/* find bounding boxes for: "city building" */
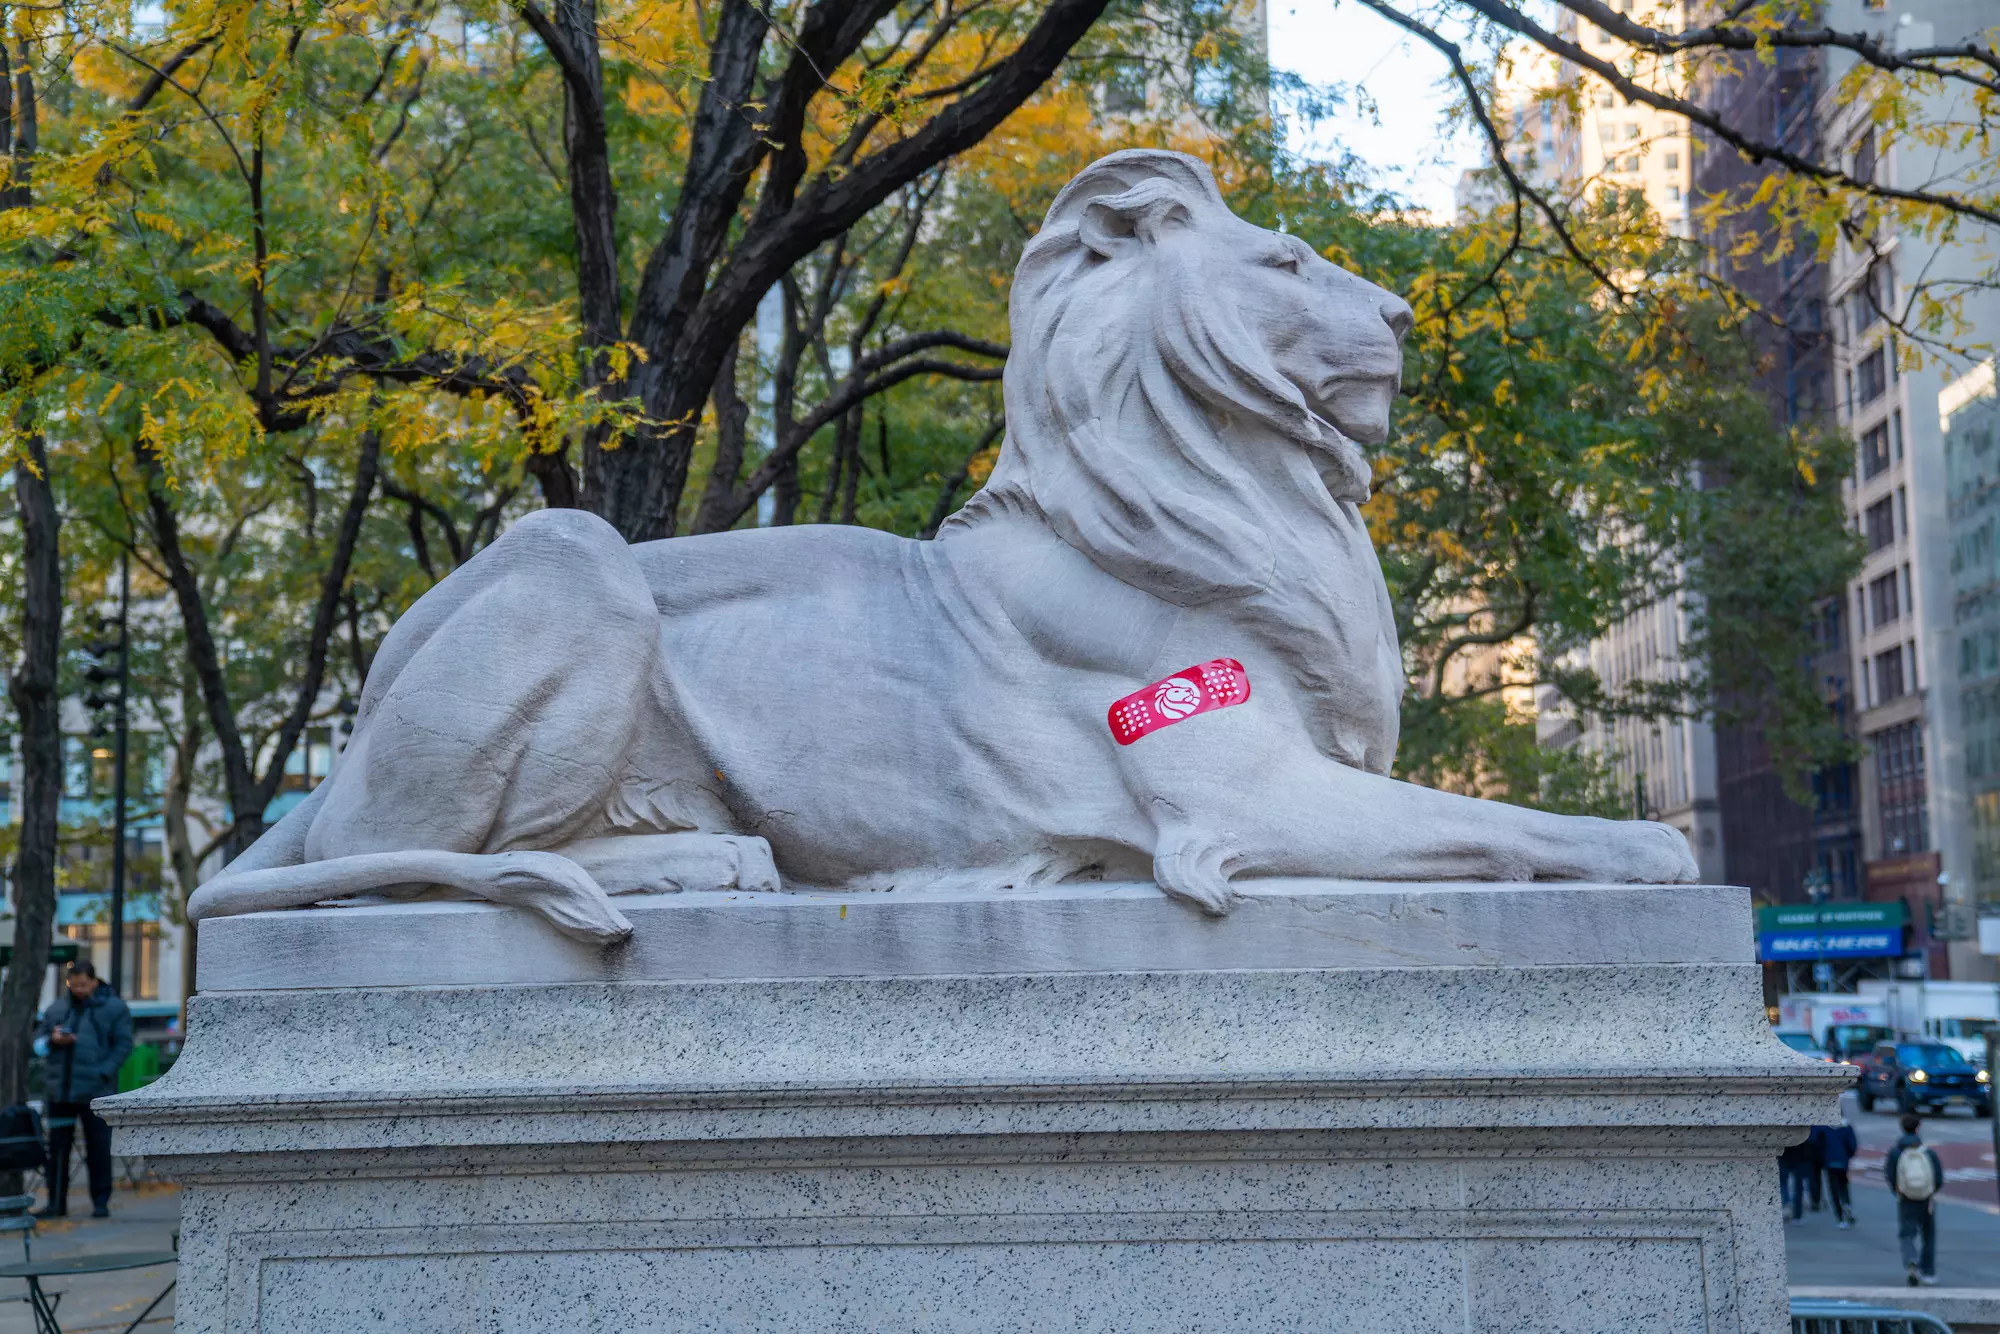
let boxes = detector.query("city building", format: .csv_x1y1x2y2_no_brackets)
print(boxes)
1685,13,1869,945
1535,600,1730,884
1818,0,2000,981
1558,6,1693,236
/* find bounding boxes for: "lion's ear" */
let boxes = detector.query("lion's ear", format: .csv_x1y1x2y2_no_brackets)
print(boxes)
1077,183,1195,260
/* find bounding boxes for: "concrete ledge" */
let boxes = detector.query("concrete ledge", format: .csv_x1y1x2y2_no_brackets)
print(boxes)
195,878,1752,991
1793,1287,2000,1332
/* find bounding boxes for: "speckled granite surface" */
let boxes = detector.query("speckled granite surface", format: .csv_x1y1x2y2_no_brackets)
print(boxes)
102,882,1842,1333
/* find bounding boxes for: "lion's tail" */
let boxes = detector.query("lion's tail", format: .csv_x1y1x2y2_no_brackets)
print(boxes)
188,849,632,944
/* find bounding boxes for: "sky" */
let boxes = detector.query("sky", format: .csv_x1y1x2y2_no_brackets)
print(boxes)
1265,0,1486,219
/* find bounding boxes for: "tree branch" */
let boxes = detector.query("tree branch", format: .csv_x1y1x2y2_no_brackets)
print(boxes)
1463,0,2000,229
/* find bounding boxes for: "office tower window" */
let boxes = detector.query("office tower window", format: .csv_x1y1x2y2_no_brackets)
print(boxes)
1876,647,1907,702
1869,572,1901,626
1865,496,1896,551
1875,720,1929,853
1858,348,1887,404
1861,422,1890,479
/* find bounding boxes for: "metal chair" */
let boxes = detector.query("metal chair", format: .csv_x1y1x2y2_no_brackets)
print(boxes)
0,1194,40,1329
1792,1297,1955,1333
0,1194,34,1261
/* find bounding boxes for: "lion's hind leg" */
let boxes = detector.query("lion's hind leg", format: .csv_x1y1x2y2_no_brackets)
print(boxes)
559,833,781,895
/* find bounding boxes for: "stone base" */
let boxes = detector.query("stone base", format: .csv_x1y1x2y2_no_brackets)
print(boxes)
103,881,1842,1333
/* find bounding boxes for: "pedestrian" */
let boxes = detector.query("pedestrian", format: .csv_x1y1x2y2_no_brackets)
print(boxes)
1805,1123,1827,1212
34,960,133,1219
1886,1111,1944,1286
1779,1134,1812,1224
1821,1117,1859,1227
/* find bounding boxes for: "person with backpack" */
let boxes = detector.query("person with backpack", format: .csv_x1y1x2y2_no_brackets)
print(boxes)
1886,1112,1945,1285
1821,1117,1860,1228
34,960,132,1218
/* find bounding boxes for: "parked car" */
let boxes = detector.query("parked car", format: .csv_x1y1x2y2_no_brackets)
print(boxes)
1856,1040,1993,1116
1777,1032,1836,1062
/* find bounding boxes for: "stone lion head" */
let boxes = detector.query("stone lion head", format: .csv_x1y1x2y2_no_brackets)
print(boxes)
959,149,1414,614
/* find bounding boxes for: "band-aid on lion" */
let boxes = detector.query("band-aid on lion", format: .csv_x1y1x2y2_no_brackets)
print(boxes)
191,150,1697,944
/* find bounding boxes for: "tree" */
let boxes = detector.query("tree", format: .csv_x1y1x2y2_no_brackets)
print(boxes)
1348,0,1999,346
2,13,66,1118
1235,160,1861,808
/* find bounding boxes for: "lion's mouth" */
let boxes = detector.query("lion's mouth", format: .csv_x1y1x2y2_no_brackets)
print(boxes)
1308,373,1397,447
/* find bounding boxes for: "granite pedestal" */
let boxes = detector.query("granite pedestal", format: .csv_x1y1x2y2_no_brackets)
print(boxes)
102,880,1842,1332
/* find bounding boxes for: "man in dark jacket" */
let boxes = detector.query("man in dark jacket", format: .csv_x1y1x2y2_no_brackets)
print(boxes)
35,961,133,1218
1820,1118,1860,1227
1886,1112,1945,1285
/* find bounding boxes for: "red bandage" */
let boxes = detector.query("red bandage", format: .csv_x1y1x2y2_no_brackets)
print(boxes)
1107,658,1251,745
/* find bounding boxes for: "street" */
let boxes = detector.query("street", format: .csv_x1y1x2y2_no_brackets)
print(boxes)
1786,1090,2000,1288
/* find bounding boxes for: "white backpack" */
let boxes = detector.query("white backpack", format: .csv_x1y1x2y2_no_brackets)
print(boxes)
1897,1145,1939,1201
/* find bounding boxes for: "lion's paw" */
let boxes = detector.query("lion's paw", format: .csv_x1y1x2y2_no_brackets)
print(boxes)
726,835,782,893
1154,830,1245,916
1624,821,1699,885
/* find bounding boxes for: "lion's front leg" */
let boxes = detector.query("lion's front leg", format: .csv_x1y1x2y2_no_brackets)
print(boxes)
1129,733,1699,911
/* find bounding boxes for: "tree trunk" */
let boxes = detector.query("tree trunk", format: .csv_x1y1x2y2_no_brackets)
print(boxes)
2,433,61,1110
837,406,863,523
692,343,750,534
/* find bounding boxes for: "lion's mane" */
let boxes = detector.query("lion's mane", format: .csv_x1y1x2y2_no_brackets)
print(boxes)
946,150,1403,772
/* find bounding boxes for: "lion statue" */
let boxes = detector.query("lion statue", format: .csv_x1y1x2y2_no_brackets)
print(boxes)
189,150,1697,943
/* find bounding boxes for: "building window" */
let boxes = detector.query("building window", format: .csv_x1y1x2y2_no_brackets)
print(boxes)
1875,720,1929,854
1624,123,1641,141
1622,155,1639,172
1598,92,1615,109
59,920,161,1002
1861,422,1891,479
1852,268,1887,333
1664,151,1679,170
1666,184,1682,202
1876,646,1907,702
1858,348,1888,404
1892,410,1904,461
1865,496,1896,551
1869,572,1901,627
1855,128,1878,183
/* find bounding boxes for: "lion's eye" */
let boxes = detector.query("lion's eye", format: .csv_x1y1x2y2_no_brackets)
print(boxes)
1266,249,1303,275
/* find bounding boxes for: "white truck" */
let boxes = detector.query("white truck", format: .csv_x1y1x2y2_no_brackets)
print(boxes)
1857,980,2000,1061
1776,993,1891,1060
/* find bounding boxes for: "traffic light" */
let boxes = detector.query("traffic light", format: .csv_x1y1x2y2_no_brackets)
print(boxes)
82,616,123,741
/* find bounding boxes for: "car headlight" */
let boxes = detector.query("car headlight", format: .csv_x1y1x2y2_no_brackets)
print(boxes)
1910,1069,1929,1083
1980,1070,1991,1084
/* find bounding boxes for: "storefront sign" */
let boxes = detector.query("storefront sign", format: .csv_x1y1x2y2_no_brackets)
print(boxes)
1756,902,1906,961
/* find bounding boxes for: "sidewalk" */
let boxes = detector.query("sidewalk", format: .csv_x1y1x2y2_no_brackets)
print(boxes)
0,1184,179,1334
1786,1169,2000,1288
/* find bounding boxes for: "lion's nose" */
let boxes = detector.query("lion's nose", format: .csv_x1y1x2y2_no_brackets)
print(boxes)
1380,297,1415,342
